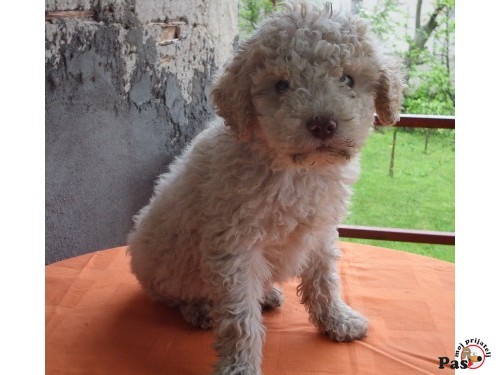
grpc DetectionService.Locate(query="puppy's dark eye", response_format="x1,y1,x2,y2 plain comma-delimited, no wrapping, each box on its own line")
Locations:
276,80,291,94
340,75,354,88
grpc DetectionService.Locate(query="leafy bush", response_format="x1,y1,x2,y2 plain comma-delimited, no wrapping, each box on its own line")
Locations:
405,62,454,115
239,0,275,38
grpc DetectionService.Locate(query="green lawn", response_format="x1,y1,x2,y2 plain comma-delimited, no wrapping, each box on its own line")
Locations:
343,128,455,263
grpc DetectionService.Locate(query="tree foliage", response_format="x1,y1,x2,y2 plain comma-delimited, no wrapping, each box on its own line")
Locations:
360,0,455,116
405,59,454,116
405,1,455,116
359,0,406,48
239,0,276,37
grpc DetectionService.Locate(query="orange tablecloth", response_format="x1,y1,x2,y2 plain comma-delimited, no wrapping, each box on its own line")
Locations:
46,242,454,374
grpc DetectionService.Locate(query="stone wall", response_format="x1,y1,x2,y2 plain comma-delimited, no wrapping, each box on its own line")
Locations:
45,0,238,263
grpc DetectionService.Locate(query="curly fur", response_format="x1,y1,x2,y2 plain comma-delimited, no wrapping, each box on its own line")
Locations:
128,2,404,374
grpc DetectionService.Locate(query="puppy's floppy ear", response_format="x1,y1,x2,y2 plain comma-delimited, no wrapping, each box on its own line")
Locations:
211,48,255,142
375,61,405,126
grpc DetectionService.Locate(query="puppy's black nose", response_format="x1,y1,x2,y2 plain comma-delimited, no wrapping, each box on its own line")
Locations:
477,356,482,361
307,117,337,139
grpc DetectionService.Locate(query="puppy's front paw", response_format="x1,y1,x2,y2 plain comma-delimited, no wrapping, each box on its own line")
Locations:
322,304,368,342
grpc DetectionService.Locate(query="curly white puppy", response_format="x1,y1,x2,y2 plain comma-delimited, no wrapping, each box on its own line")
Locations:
128,2,403,374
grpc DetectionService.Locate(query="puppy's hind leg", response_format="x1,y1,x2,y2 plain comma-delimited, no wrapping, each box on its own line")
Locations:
179,299,214,330
298,242,368,342
261,284,284,311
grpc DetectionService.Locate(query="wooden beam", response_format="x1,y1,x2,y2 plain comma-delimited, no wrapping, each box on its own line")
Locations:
338,224,455,245
375,114,455,129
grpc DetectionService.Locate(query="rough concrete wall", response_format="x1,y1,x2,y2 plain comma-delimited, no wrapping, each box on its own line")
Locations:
45,0,238,264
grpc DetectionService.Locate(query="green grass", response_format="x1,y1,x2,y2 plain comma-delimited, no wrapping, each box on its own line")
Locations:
343,128,455,263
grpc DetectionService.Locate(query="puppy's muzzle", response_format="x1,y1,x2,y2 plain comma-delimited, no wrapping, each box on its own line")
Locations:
307,117,337,140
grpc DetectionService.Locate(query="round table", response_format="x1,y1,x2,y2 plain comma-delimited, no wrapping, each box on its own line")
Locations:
46,242,454,374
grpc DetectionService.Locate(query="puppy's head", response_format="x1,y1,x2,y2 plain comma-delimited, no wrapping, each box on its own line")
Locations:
211,1,404,168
